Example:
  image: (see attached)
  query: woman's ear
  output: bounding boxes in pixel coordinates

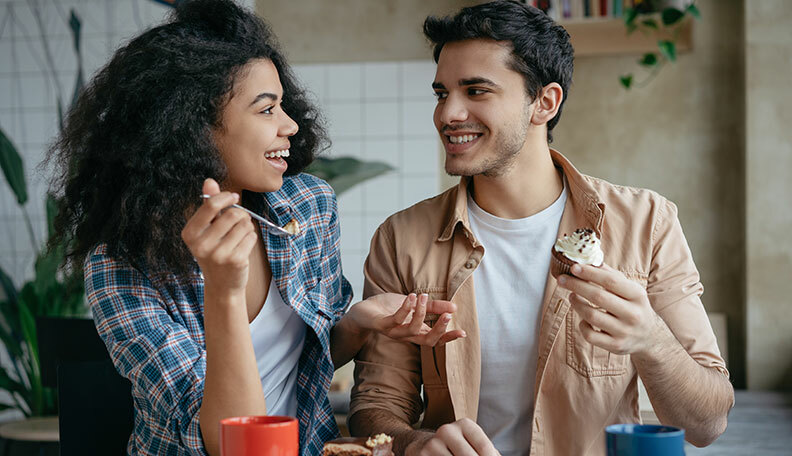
[530,82,563,127]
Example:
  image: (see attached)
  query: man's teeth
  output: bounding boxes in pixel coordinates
[448,135,479,144]
[265,150,290,159]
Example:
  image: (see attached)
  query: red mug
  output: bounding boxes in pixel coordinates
[219,415,299,456]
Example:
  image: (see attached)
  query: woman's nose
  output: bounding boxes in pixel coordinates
[281,112,299,137]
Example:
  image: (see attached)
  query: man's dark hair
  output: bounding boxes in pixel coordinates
[47,0,327,276]
[424,0,574,142]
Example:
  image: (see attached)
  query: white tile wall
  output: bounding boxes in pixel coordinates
[0,0,443,308]
[293,60,443,302]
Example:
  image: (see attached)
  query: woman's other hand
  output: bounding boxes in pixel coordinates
[347,293,466,347]
[181,178,258,295]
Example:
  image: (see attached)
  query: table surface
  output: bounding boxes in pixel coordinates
[0,416,59,442]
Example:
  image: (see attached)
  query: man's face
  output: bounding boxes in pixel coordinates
[432,39,534,178]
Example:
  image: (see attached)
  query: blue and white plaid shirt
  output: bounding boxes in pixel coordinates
[85,173,353,455]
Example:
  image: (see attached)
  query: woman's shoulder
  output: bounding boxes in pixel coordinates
[280,173,337,214]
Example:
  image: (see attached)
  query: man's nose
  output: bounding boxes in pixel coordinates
[437,95,469,125]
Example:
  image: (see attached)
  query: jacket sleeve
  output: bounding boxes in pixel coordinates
[348,222,425,425]
[86,252,208,455]
[648,199,729,378]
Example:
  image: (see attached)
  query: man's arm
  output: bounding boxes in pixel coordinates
[632,316,732,446]
[559,199,733,447]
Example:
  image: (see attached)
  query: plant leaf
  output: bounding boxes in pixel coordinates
[0,365,27,396]
[0,128,28,205]
[639,53,658,67]
[658,40,677,62]
[623,7,638,26]
[661,7,685,26]
[641,18,658,30]
[0,266,18,305]
[686,3,701,19]
[45,194,58,239]
[304,157,394,196]
[68,10,84,112]
[619,75,633,89]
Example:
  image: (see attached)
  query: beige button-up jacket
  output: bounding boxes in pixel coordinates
[349,150,728,455]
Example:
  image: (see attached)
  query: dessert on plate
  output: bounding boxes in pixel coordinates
[323,433,394,456]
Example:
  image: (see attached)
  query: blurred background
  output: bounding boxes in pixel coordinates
[0,0,789,453]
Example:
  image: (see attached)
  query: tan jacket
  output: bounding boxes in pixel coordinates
[349,150,728,455]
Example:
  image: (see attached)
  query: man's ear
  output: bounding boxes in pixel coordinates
[530,83,563,127]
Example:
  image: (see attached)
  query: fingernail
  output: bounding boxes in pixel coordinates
[571,264,582,274]
[443,314,451,323]
[460,331,467,337]
[558,275,567,285]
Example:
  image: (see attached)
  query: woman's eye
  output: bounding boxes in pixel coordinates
[260,106,274,115]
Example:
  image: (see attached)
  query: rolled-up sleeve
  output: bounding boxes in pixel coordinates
[86,254,208,455]
[648,199,729,378]
[348,223,424,425]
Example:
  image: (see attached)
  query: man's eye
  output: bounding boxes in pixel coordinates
[433,92,448,100]
[469,88,486,96]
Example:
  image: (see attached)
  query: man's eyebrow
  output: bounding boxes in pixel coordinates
[248,92,278,107]
[432,82,446,90]
[459,77,499,88]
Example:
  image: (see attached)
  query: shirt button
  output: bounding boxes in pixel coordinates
[465,259,477,269]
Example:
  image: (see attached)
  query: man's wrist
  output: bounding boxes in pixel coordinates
[633,313,676,362]
[402,430,434,456]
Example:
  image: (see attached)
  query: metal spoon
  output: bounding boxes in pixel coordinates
[200,194,295,237]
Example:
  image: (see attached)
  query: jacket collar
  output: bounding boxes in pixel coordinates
[437,149,606,242]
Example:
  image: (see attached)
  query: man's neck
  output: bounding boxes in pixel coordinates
[470,141,563,220]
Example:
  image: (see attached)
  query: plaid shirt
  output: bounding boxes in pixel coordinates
[85,173,353,455]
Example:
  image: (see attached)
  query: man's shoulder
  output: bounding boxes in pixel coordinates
[582,174,673,219]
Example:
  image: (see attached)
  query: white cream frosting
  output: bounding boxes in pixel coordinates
[554,228,604,266]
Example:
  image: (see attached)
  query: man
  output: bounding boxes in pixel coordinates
[348,1,734,455]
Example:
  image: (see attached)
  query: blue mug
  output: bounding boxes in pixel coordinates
[605,424,685,456]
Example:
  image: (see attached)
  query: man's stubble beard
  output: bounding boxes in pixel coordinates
[444,106,532,179]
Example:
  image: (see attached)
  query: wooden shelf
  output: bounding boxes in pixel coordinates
[561,18,693,57]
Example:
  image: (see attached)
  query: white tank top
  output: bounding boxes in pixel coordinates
[248,280,307,417]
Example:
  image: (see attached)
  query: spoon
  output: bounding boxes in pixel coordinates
[200,194,295,237]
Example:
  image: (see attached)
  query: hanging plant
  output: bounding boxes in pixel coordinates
[620,1,701,89]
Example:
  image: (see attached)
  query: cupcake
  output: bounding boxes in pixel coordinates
[551,228,604,278]
[323,434,394,456]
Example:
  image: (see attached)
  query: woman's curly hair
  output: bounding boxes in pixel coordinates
[47,0,327,276]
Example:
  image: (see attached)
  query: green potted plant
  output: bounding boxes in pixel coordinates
[620,0,701,89]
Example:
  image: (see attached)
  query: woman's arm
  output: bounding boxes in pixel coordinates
[182,180,266,455]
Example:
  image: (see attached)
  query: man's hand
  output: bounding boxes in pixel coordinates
[557,263,670,357]
[345,293,466,347]
[405,419,499,456]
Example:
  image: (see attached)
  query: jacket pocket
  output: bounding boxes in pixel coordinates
[563,273,647,378]
[565,309,629,377]
[414,287,447,388]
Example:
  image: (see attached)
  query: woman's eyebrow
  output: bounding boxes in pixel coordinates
[248,92,278,107]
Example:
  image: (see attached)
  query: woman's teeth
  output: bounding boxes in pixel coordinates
[448,135,479,144]
[265,149,290,159]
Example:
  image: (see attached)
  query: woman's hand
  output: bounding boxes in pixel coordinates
[181,178,258,296]
[346,293,466,347]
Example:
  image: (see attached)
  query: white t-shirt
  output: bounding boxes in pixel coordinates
[249,281,307,417]
[467,185,567,456]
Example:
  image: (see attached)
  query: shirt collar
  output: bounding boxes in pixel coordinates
[437,149,605,242]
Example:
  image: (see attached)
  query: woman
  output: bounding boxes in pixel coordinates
[47,1,463,454]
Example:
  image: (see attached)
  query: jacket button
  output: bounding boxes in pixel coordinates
[465,259,477,269]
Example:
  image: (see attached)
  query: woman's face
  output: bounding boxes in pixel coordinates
[214,59,298,194]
